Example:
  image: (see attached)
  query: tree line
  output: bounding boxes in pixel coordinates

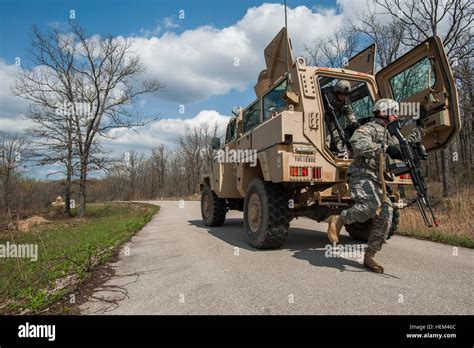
[95,123,218,201]
[0,122,218,222]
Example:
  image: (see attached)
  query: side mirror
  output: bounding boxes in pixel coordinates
[211,137,221,150]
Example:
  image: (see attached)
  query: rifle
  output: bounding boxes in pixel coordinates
[387,120,440,227]
[322,93,351,149]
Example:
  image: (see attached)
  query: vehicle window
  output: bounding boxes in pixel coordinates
[263,79,288,120]
[351,95,374,121]
[350,83,374,121]
[225,120,236,144]
[389,57,436,102]
[243,100,261,133]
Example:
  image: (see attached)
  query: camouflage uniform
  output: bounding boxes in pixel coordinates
[327,92,358,129]
[340,118,424,251]
[326,93,358,153]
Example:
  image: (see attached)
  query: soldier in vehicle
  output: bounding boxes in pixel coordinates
[326,99,424,273]
[325,80,360,155]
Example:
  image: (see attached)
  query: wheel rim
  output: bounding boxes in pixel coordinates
[248,193,262,233]
[203,194,211,218]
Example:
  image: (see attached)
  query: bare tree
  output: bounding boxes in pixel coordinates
[176,123,219,195]
[453,57,474,176]
[375,0,473,60]
[0,133,31,220]
[304,28,361,68]
[150,145,168,198]
[100,161,128,201]
[90,120,220,200]
[351,5,408,68]
[12,26,79,216]
[13,22,164,217]
[122,150,145,200]
[167,150,187,197]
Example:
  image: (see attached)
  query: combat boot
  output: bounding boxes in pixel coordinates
[364,248,384,273]
[326,215,343,244]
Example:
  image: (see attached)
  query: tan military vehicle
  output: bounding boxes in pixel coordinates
[200,28,460,249]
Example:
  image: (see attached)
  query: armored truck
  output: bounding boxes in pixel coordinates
[200,28,460,249]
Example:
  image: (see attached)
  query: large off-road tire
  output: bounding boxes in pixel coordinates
[243,177,290,249]
[201,186,226,227]
[346,207,400,242]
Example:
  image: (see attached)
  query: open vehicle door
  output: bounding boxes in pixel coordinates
[347,43,377,75]
[263,27,294,85]
[376,36,460,151]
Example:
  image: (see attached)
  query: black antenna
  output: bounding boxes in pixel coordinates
[284,0,292,92]
[284,0,289,75]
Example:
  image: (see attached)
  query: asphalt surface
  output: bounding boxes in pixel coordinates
[80,201,474,315]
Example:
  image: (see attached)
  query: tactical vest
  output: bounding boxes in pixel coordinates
[327,93,353,129]
[349,118,392,175]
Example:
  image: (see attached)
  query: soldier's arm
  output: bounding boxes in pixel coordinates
[349,125,381,158]
[386,125,425,159]
[387,126,425,147]
[343,103,358,124]
[406,126,425,143]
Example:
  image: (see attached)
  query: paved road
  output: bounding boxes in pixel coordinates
[80,201,473,315]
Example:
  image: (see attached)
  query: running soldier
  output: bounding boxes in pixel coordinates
[326,98,424,273]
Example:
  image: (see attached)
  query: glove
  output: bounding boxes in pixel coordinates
[386,145,402,159]
[350,121,360,131]
[416,117,426,127]
[414,142,428,160]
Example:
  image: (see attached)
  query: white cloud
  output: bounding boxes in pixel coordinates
[163,17,180,29]
[129,3,344,103]
[138,16,180,38]
[0,60,29,122]
[0,117,34,133]
[139,25,162,38]
[337,0,373,21]
[103,109,230,152]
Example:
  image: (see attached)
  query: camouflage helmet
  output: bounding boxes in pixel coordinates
[373,98,399,117]
[334,80,351,94]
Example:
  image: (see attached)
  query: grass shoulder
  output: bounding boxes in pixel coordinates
[397,186,473,248]
[0,202,159,314]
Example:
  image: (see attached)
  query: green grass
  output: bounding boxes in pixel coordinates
[0,202,159,313]
[398,229,474,248]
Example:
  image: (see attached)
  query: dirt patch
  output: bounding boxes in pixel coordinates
[10,216,51,232]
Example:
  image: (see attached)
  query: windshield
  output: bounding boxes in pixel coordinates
[263,79,288,120]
